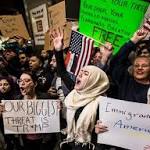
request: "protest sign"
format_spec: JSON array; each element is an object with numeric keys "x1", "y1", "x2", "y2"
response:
[
  {"x1": 98, "y1": 96, "x2": 150, "y2": 150},
  {"x1": 2, "y1": 100, "x2": 60, "y2": 134},
  {"x1": 44, "y1": 1, "x2": 69, "y2": 50},
  {"x1": 48, "y1": 1, "x2": 66, "y2": 27},
  {"x1": 44, "y1": 21, "x2": 72, "y2": 50},
  {"x1": 30, "y1": 4, "x2": 49, "y2": 45},
  {"x1": 44, "y1": 30, "x2": 54, "y2": 51},
  {"x1": 79, "y1": 0, "x2": 149, "y2": 54},
  {"x1": 0, "y1": 14, "x2": 29, "y2": 40},
  {"x1": 63, "y1": 22, "x2": 72, "y2": 49}
]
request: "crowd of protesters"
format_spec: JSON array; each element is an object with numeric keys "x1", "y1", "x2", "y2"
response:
[{"x1": 0, "y1": 20, "x2": 150, "y2": 150}]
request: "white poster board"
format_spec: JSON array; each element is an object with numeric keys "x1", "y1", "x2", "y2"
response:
[
  {"x1": 2, "y1": 100, "x2": 60, "y2": 134},
  {"x1": 30, "y1": 4, "x2": 49, "y2": 45},
  {"x1": 98, "y1": 96, "x2": 150, "y2": 150}
]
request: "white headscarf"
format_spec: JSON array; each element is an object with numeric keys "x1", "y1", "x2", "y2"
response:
[{"x1": 64, "y1": 65, "x2": 109, "y2": 143}]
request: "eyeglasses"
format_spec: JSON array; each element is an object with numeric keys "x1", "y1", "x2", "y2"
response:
[{"x1": 17, "y1": 79, "x2": 32, "y2": 84}]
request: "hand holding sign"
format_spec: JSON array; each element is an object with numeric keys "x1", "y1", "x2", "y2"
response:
[
  {"x1": 100, "y1": 42, "x2": 113, "y2": 58},
  {"x1": 95, "y1": 120, "x2": 108, "y2": 134},
  {"x1": 100, "y1": 42, "x2": 113, "y2": 65},
  {"x1": 56, "y1": 100, "x2": 63, "y2": 111},
  {"x1": 47, "y1": 87, "x2": 59, "y2": 99},
  {"x1": 131, "y1": 28, "x2": 148, "y2": 44},
  {"x1": 144, "y1": 145, "x2": 150, "y2": 150}
]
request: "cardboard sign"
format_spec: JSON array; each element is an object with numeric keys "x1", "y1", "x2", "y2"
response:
[
  {"x1": 48, "y1": 1, "x2": 66, "y2": 27},
  {"x1": 98, "y1": 96, "x2": 150, "y2": 150},
  {"x1": 2, "y1": 100, "x2": 60, "y2": 134},
  {"x1": 44, "y1": 30, "x2": 54, "y2": 51},
  {"x1": 79, "y1": 0, "x2": 149, "y2": 54},
  {"x1": 0, "y1": 15, "x2": 29, "y2": 40},
  {"x1": 62, "y1": 22, "x2": 72, "y2": 49},
  {"x1": 30, "y1": 4, "x2": 49, "y2": 45},
  {"x1": 44, "y1": 22, "x2": 72, "y2": 50},
  {"x1": 45, "y1": 2, "x2": 78, "y2": 50}
]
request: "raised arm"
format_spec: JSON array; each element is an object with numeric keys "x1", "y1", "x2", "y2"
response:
[
  {"x1": 100, "y1": 42, "x2": 113, "y2": 66},
  {"x1": 109, "y1": 28, "x2": 148, "y2": 82},
  {"x1": 50, "y1": 27, "x2": 75, "y2": 91}
]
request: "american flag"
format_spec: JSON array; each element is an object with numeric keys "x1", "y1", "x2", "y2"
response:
[
  {"x1": 65, "y1": 30, "x2": 94, "y2": 76},
  {"x1": 143, "y1": 18, "x2": 150, "y2": 32}
]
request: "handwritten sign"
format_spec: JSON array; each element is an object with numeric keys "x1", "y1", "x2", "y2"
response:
[
  {"x1": 2, "y1": 100, "x2": 60, "y2": 134},
  {"x1": 63, "y1": 22, "x2": 73, "y2": 49},
  {"x1": 30, "y1": 4, "x2": 49, "y2": 45},
  {"x1": 48, "y1": 1, "x2": 66, "y2": 27},
  {"x1": 44, "y1": 21, "x2": 72, "y2": 50},
  {"x1": 98, "y1": 96, "x2": 150, "y2": 150},
  {"x1": 0, "y1": 15, "x2": 29, "y2": 39},
  {"x1": 44, "y1": 30, "x2": 54, "y2": 51},
  {"x1": 79, "y1": 0, "x2": 149, "y2": 54}
]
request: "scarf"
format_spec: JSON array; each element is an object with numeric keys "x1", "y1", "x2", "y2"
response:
[{"x1": 64, "y1": 65, "x2": 109, "y2": 143}]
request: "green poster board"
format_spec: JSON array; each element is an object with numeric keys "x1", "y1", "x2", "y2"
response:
[{"x1": 79, "y1": 0, "x2": 149, "y2": 54}]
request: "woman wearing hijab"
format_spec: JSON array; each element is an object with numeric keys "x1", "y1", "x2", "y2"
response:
[{"x1": 60, "y1": 65, "x2": 109, "y2": 150}]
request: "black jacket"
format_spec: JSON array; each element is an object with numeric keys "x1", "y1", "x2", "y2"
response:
[{"x1": 109, "y1": 41, "x2": 149, "y2": 103}]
